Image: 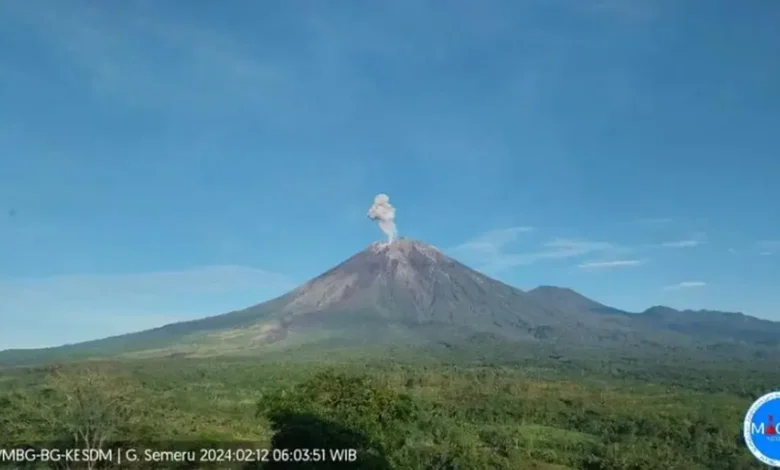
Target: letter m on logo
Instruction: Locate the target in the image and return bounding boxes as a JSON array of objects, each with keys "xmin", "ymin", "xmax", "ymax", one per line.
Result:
[{"xmin": 752, "ymin": 422, "xmax": 765, "ymax": 434}]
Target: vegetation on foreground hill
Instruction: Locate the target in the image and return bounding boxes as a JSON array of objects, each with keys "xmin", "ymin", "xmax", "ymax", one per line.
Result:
[{"xmin": 0, "ymin": 355, "xmax": 771, "ymax": 469}]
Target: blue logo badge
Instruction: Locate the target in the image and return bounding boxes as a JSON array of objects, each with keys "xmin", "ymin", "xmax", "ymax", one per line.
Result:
[{"xmin": 744, "ymin": 391, "xmax": 780, "ymax": 467}]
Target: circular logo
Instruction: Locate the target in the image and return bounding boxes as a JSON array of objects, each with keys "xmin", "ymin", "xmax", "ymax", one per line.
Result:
[{"xmin": 744, "ymin": 391, "xmax": 780, "ymax": 466}]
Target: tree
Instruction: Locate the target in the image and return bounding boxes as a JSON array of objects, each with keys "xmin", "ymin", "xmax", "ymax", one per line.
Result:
[
  {"xmin": 41, "ymin": 366, "xmax": 136, "ymax": 470},
  {"xmin": 256, "ymin": 371, "xmax": 417, "ymax": 468}
]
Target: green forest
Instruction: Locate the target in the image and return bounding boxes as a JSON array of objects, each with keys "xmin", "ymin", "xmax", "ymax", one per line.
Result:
[{"xmin": 0, "ymin": 353, "xmax": 773, "ymax": 469}]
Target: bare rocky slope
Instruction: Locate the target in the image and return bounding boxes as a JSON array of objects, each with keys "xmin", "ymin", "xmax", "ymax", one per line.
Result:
[{"xmin": 1, "ymin": 238, "xmax": 778, "ymax": 364}]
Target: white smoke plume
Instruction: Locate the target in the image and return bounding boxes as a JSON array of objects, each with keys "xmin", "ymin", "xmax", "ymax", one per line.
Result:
[{"xmin": 367, "ymin": 193, "xmax": 398, "ymax": 242}]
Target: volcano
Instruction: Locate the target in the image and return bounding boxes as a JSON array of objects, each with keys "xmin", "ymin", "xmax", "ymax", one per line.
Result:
[{"xmin": 1, "ymin": 238, "xmax": 779, "ymax": 364}]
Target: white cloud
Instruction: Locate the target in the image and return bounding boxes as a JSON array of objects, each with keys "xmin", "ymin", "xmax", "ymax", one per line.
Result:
[
  {"xmin": 578, "ymin": 259, "xmax": 644, "ymax": 269},
  {"xmin": 662, "ymin": 281, "xmax": 707, "ymax": 291},
  {"xmin": 0, "ymin": 266, "xmax": 294, "ymax": 349}
]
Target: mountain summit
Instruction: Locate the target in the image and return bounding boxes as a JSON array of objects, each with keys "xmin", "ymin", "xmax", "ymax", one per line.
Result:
[
  {"xmin": 279, "ymin": 238, "xmax": 550, "ymax": 331},
  {"xmin": 1, "ymin": 238, "xmax": 778, "ymax": 364}
]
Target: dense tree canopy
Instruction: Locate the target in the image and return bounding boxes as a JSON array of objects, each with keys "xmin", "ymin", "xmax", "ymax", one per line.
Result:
[{"xmin": 0, "ymin": 358, "xmax": 767, "ymax": 469}]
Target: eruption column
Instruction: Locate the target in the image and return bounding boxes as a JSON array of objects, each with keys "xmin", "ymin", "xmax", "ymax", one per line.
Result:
[{"xmin": 367, "ymin": 193, "xmax": 398, "ymax": 242}]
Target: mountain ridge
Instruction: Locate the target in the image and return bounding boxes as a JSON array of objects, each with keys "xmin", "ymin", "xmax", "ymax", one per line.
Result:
[{"xmin": 1, "ymin": 238, "xmax": 777, "ymax": 365}]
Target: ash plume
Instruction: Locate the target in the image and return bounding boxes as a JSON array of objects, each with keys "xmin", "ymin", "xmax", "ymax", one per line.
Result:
[{"xmin": 367, "ymin": 193, "xmax": 398, "ymax": 242}]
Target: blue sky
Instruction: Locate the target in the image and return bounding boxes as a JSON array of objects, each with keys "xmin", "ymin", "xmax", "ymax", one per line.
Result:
[{"xmin": 1, "ymin": 0, "xmax": 778, "ymax": 349}]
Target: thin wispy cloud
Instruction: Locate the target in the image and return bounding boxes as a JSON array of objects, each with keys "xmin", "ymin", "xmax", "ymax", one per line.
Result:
[
  {"xmin": 2, "ymin": 3, "xmax": 258, "ymax": 107},
  {"xmin": 661, "ymin": 240, "xmax": 701, "ymax": 248},
  {"xmin": 453, "ymin": 230, "xmax": 624, "ymax": 273},
  {"xmin": 452, "ymin": 226, "xmax": 535, "ymax": 256},
  {"xmin": 578, "ymin": 259, "xmax": 645, "ymax": 270},
  {"xmin": 543, "ymin": 238, "xmax": 616, "ymax": 255},
  {"xmin": 660, "ymin": 232, "xmax": 707, "ymax": 248},
  {"xmin": 756, "ymin": 240, "xmax": 780, "ymax": 256},
  {"xmin": 663, "ymin": 281, "xmax": 707, "ymax": 291},
  {"xmin": 0, "ymin": 1, "xmax": 355, "ymax": 129}
]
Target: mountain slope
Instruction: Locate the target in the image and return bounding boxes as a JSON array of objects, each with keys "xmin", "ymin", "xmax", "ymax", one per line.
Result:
[
  {"xmin": 525, "ymin": 286, "xmax": 634, "ymax": 319},
  {"xmin": 638, "ymin": 306, "xmax": 780, "ymax": 346},
  {"xmin": 1, "ymin": 238, "xmax": 778, "ymax": 365}
]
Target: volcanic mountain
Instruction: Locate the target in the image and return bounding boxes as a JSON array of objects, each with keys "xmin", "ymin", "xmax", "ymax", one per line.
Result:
[{"xmin": 1, "ymin": 238, "xmax": 778, "ymax": 364}]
